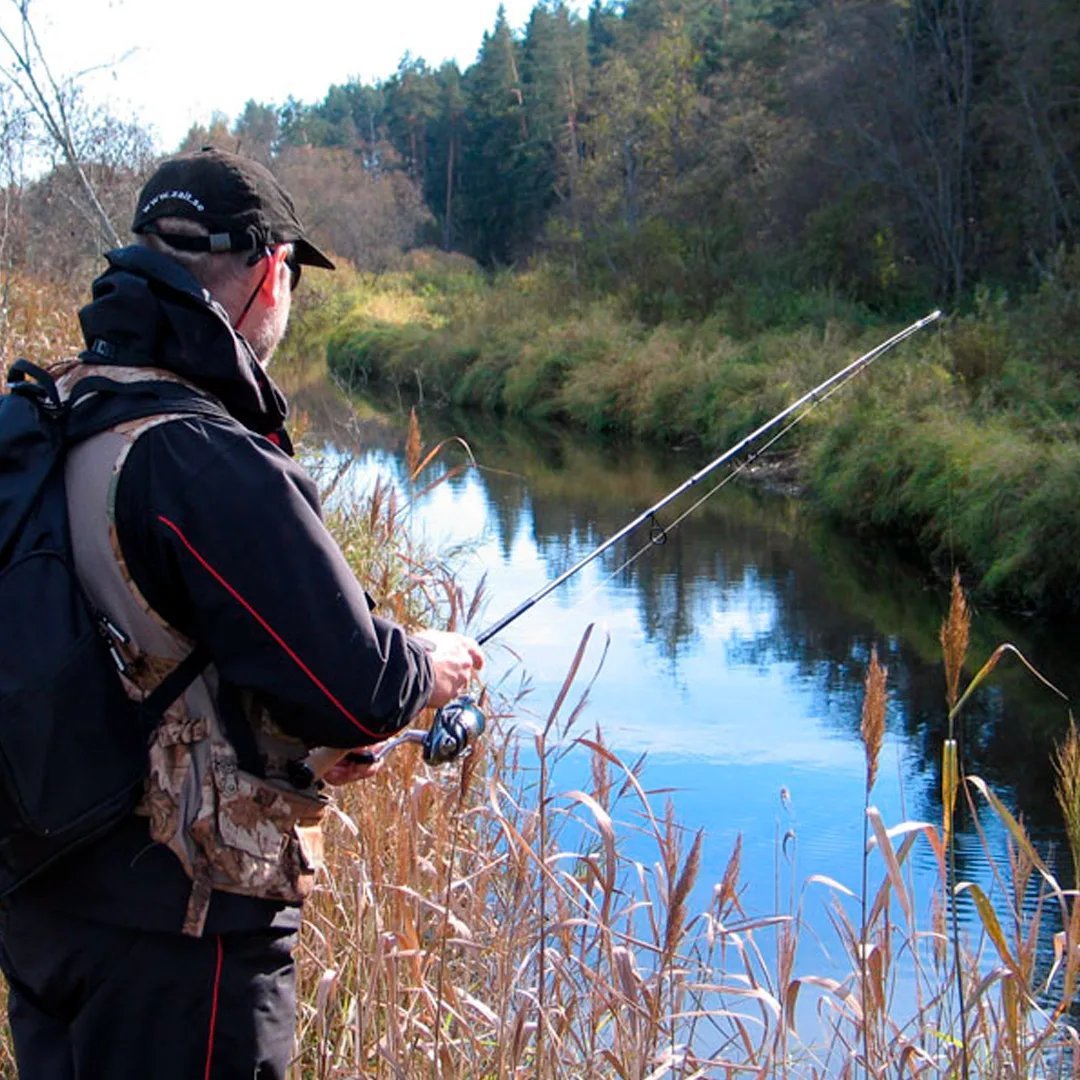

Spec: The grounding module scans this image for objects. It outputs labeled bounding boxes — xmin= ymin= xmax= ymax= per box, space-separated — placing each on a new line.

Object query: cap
xmin=132 ymin=146 xmax=334 ymax=270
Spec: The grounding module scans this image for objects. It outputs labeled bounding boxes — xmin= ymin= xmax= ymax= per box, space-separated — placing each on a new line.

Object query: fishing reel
xmin=291 ymin=696 xmax=486 ymax=788
xmin=419 ymin=694 xmax=486 ymax=764
xmin=345 ymin=695 xmax=486 ymax=773
xmin=342 ymin=694 xmax=485 ymax=768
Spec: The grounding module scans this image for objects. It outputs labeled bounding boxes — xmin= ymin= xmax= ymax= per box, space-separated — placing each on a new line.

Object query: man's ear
xmin=259 ymin=247 xmax=289 ymax=305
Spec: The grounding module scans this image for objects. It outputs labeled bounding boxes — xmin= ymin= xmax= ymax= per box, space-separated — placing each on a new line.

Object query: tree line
xmin=2 ymin=0 xmax=1078 ymax=321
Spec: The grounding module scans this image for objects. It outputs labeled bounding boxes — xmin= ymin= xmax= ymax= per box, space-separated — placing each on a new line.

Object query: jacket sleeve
xmin=113 ymin=414 xmax=434 ymax=748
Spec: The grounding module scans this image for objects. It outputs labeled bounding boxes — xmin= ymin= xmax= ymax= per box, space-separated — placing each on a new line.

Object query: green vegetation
xmin=3 ymin=0 xmax=1076 ymax=615
xmin=310 ymin=248 xmax=1080 ymax=617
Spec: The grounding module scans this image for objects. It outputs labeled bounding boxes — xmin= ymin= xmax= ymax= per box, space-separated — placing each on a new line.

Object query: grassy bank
xmin=320 ymin=250 xmax=1080 ymax=617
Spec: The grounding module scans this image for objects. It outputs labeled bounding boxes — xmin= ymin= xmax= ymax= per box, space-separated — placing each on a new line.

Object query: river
xmin=285 ymin=364 xmax=1080 ymax=1019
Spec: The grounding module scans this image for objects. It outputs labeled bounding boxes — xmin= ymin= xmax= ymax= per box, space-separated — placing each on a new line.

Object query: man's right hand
xmin=412 ymin=629 xmax=485 ymax=708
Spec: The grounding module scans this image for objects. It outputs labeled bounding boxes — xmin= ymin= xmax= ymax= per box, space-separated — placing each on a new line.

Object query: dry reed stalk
xmin=857 ymin=646 xmax=888 ymax=1080
xmin=1053 ymin=717 xmax=1080 ymax=886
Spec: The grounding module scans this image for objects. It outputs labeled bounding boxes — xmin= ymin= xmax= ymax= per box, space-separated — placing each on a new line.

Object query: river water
xmin=287 ymin=367 xmax=1079 ymax=1014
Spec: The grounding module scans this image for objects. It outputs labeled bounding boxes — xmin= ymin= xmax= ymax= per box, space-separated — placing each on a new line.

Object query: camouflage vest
xmin=60 ymin=364 xmax=327 ymax=937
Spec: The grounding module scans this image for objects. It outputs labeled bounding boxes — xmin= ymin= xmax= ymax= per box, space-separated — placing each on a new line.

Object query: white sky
xmin=15 ymin=0 xmax=588 ymax=153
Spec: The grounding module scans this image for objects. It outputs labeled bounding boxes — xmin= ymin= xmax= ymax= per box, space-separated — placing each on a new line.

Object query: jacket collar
xmin=77 ymin=245 xmax=288 ymax=436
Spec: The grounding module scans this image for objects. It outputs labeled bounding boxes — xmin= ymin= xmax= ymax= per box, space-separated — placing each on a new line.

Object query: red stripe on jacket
xmin=157 ymin=514 xmax=381 ymax=739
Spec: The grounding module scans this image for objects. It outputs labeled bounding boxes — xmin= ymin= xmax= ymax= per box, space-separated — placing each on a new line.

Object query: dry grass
xmin=0 ymin=270 xmax=82 ymax=367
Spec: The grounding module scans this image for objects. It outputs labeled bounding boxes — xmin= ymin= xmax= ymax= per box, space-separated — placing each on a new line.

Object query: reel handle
xmin=295 ymin=695 xmax=486 ymax=783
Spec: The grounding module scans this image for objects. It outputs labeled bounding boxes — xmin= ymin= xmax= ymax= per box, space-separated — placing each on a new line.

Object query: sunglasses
xmin=246 ymin=245 xmax=302 ymax=292
xmin=283 ymin=247 xmax=302 ymax=292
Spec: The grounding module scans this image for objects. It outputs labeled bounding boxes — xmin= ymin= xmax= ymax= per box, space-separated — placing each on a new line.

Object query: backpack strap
xmin=65 ymin=372 xmax=228 ymax=444
xmin=58 ymin=365 xmax=224 ymax=716
xmin=6 ymin=358 xmax=64 ymax=413
xmin=138 ymin=641 xmax=210 ymax=723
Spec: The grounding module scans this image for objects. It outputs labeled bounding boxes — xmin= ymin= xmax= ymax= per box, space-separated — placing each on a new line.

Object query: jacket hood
xmin=78 ymin=245 xmax=288 ymax=435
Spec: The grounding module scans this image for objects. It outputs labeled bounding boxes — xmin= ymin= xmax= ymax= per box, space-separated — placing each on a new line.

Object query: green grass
xmin=307 ymin=250 xmax=1080 ymax=616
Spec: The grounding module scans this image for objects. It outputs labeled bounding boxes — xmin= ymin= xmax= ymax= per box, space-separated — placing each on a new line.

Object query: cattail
xmin=1053 ymin=716 xmax=1080 ymax=885
xmin=940 ymin=570 xmax=970 ymax=713
xmin=714 ymin=834 xmax=743 ymax=918
xmin=590 ymin=727 xmax=612 ymax=811
xmin=406 ymin=406 xmax=422 ymax=479
xmin=860 ymin=646 xmax=888 ymax=795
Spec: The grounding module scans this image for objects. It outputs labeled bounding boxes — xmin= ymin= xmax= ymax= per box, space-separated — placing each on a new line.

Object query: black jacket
xmin=22 ymin=246 xmax=433 ymax=932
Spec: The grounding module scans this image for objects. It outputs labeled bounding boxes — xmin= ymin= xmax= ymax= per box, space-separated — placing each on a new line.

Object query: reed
xmin=858 ymin=647 xmax=887 ymax=1077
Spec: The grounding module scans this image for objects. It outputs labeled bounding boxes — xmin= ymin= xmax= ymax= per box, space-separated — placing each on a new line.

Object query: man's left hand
xmin=323 ymin=746 xmax=387 ymax=786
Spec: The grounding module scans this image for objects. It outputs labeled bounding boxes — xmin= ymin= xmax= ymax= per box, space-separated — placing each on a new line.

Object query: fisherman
xmin=0 ymin=147 xmax=483 ymax=1078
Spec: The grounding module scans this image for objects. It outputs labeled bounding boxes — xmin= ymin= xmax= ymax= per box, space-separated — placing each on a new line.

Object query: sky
xmin=15 ymin=0 xmax=589 ymax=154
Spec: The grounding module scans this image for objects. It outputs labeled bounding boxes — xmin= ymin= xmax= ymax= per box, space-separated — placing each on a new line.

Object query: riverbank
xmin=307 ymin=249 xmax=1080 ymax=618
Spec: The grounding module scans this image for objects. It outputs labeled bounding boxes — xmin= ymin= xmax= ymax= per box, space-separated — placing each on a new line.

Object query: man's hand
xmin=322 ymin=745 xmax=386 ymax=786
xmin=413 ymin=629 xmax=485 ymax=708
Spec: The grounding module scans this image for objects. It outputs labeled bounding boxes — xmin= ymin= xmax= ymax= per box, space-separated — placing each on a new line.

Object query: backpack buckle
xmin=96 ymin=613 xmax=131 ymax=676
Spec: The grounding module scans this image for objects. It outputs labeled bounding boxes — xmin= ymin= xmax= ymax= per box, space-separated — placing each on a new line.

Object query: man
xmin=0 ymin=147 xmax=483 ymax=1078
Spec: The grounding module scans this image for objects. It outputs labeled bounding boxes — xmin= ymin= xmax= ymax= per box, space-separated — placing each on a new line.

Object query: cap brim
xmin=294 ymin=238 xmax=335 ymax=270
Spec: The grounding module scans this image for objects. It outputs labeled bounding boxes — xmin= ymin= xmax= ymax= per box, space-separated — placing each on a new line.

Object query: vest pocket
xmin=211 ymin=763 xmax=327 ymax=895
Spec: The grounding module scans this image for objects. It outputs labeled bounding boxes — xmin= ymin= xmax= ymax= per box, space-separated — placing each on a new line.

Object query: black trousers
xmin=0 ymin=903 xmax=298 ymax=1079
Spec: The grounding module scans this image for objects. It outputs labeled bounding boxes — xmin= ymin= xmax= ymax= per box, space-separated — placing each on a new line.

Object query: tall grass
xmin=0 ymin=270 xmax=82 ymax=367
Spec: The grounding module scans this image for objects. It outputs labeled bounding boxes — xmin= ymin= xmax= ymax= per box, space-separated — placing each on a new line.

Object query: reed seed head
xmin=940 ymin=570 xmax=970 ymax=713
xmin=860 ymin=646 xmax=888 ymax=796
xmin=406 ymin=406 xmax=422 ymax=479
xmin=1053 ymin=715 xmax=1080 ymax=885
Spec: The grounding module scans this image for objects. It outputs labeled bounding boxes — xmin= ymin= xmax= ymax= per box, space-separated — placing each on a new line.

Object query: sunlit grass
xmin=0 ymin=270 xmax=82 ymax=367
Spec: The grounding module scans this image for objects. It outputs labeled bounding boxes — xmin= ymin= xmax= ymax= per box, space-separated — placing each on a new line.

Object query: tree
xmin=791 ymin=0 xmax=985 ymax=300
xmin=0 ymin=0 xmax=124 ymax=247
xmin=176 ymin=112 xmax=233 ymax=154
xmin=275 ymin=144 xmax=430 ymax=272
xmin=431 ymin=62 xmax=466 ymax=250
xmin=459 ymin=5 xmax=529 ymax=264
xmin=232 ymin=101 xmax=280 ymax=164
xmin=521 ymin=3 xmax=590 ymax=234
xmin=384 ymin=55 xmax=440 ymax=188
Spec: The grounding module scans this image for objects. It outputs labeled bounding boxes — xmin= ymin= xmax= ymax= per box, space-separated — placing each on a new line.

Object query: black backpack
xmin=0 ymin=359 xmax=219 ymax=896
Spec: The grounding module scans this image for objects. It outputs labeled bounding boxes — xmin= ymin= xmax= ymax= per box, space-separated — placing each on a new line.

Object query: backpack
xmin=0 ymin=358 xmax=219 ymax=897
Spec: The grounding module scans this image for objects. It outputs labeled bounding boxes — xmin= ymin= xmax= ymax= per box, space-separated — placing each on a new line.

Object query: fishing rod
xmin=476 ymin=309 xmax=941 ymax=646
xmin=304 ymin=309 xmax=942 ymax=777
